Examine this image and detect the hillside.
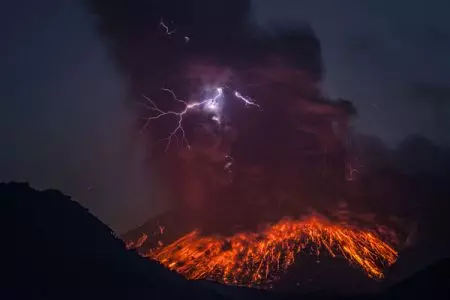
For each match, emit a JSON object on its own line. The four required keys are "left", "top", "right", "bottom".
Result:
{"left": 9, "top": 182, "right": 228, "bottom": 300}
{"left": 8, "top": 182, "right": 449, "bottom": 299}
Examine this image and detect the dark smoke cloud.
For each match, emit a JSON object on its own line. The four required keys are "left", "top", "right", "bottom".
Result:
{"left": 87, "top": 0, "right": 323, "bottom": 96}
{"left": 86, "top": 1, "right": 450, "bottom": 258}
{"left": 85, "top": 1, "right": 414, "bottom": 238}
{"left": 86, "top": 1, "right": 325, "bottom": 153}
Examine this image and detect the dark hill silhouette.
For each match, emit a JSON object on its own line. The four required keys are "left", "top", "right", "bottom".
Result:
{"left": 8, "top": 182, "right": 450, "bottom": 299}
{"left": 381, "top": 258, "right": 450, "bottom": 300}
{"left": 9, "top": 182, "right": 229, "bottom": 300}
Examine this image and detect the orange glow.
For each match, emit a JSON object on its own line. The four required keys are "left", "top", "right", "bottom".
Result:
{"left": 128, "top": 216, "right": 398, "bottom": 286}
{"left": 125, "top": 233, "right": 148, "bottom": 249}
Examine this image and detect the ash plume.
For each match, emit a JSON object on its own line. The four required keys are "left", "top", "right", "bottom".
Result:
{"left": 86, "top": 0, "right": 450, "bottom": 289}
{"left": 85, "top": 0, "right": 356, "bottom": 231}
{"left": 86, "top": 0, "right": 450, "bottom": 234}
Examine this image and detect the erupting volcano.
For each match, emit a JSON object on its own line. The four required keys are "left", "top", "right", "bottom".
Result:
{"left": 88, "top": 0, "right": 411, "bottom": 292}
{"left": 126, "top": 215, "right": 398, "bottom": 287}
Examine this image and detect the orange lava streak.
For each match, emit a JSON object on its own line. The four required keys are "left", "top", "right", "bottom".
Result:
{"left": 134, "top": 217, "right": 398, "bottom": 286}
{"left": 126, "top": 233, "right": 148, "bottom": 249}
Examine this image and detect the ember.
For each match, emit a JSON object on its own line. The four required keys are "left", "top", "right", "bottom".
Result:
{"left": 127, "top": 216, "right": 398, "bottom": 286}
{"left": 125, "top": 233, "right": 148, "bottom": 250}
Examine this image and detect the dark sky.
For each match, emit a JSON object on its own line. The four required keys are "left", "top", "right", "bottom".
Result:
{"left": 254, "top": 0, "right": 450, "bottom": 144}
{"left": 2, "top": 0, "right": 450, "bottom": 232}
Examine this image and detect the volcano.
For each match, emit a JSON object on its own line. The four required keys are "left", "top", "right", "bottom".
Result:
{"left": 84, "top": 0, "right": 450, "bottom": 296}
{"left": 123, "top": 209, "right": 399, "bottom": 295}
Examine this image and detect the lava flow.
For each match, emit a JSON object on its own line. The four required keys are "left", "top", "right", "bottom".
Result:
{"left": 127, "top": 216, "right": 398, "bottom": 286}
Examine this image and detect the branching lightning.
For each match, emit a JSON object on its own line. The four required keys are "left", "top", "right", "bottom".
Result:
{"left": 159, "top": 18, "right": 175, "bottom": 35}
{"left": 345, "top": 162, "right": 362, "bottom": 182}
{"left": 140, "top": 88, "right": 212, "bottom": 151}
{"left": 159, "top": 17, "right": 191, "bottom": 43}
{"left": 140, "top": 86, "right": 260, "bottom": 152}
{"left": 204, "top": 87, "right": 223, "bottom": 112}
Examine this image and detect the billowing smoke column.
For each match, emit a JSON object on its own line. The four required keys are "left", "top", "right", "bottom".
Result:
{"left": 86, "top": 1, "right": 450, "bottom": 289}
{"left": 86, "top": 0, "right": 355, "bottom": 232}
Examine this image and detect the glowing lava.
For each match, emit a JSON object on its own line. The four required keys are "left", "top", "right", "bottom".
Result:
{"left": 125, "top": 233, "right": 148, "bottom": 250}
{"left": 127, "top": 216, "right": 398, "bottom": 286}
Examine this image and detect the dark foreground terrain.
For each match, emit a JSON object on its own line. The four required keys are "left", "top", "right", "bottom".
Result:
{"left": 8, "top": 182, "right": 449, "bottom": 299}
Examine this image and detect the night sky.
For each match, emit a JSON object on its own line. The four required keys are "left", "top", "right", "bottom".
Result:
{"left": 2, "top": 0, "right": 450, "bottom": 232}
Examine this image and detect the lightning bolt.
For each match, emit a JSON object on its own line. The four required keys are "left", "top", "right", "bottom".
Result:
{"left": 140, "top": 87, "right": 259, "bottom": 152}
{"left": 159, "top": 18, "right": 175, "bottom": 35}
{"left": 234, "top": 91, "right": 260, "bottom": 108}
{"left": 345, "top": 162, "right": 361, "bottom": 182}
{"left": 204, "top": 87, "right": 223, "bottom": 111}
{"left": 140, "top": 87, "right": 223, "bottom": 151}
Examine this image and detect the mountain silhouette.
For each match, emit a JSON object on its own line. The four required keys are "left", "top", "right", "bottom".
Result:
{"left": 8, "top": 182, "right": 230, "bottom": 300}
{"left": 8, "top": 182, "right": 449, "bottom": 299}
